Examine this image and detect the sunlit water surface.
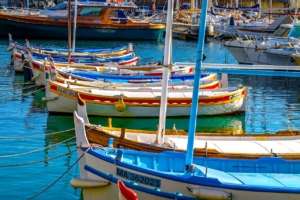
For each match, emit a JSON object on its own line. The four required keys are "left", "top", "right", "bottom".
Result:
{"left": 0, "top": 39, "right": 300, "bottom": 199}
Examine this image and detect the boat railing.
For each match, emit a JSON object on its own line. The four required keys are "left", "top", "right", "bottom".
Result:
{"left": 110, "top": 17, "right": 128, "bottom": 23}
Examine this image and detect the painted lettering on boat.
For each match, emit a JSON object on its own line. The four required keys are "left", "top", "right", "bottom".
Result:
{"left": 116, "top": 167, "right": 161, "bottom": 188}
{"left": 57, "top": 86, "right": 76, "bottom": 97}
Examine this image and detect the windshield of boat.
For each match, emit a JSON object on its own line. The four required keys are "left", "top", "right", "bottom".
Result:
{"left": 79, "top": 7, "right": 102, "bottom": 16}
{"left": 110, "top": 10, "right": 128, "bottom": 21}
{"left": 47, "top": 2, "right": 67, "bottom": 10}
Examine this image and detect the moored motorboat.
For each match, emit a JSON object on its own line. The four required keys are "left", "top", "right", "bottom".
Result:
{"left": 224, "top": 37, "right": 300, "bottom": 65}
{"left": 0, "top": 2, "right": 165, "bottom": 40}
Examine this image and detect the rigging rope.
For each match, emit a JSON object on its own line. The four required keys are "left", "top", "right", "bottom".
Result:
{"left": 27, "top": 147, "right": 89, "bottom": 200}
{"left": 0, "top": 136, "right": 75, "bottom": 158}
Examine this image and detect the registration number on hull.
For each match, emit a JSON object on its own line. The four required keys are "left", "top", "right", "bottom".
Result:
{"left": 116, "top": 167, "right": 161, "bottom": 188}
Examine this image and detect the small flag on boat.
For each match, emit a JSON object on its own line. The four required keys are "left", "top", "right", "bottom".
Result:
{"left": 117, "top": 180, "right": 138, "bottom": 200}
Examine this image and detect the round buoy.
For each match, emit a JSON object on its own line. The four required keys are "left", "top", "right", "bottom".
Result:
{"left": 115, "top": 96, "right": 126, "bottom": 112}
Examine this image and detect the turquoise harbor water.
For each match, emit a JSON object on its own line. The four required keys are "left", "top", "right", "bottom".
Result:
{"left": 1, "top": 39, "right": 300, "bottom": 199}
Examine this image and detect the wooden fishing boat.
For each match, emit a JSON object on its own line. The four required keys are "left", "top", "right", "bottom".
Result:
{"left": 29, "top": 57, "right": 204, "bottom": 86}
{"left": 74, "top": 99, "right": 300, "bottom": 160}
{"left": 28, "top": 54, "right": 141, "bottom": 85}
{"left": 13, "top": 49, "right": 139, "bottom": 73}
{"left": 8, "top": 34, "right": 133, "bottom": 58}
{"left": 46, "top": 80, "right": 246, "bottom": 116}
{"left": 73, "top": 134, "right": 300, "bottom": 200}
{"left": 57, "top": 66, "right": 195, "bottom": 82}
{"left": 54, "top": 74, "right": 221, "bottom": 90}
{"left": 0, "top": 2, "right": 165, "bottom": 40}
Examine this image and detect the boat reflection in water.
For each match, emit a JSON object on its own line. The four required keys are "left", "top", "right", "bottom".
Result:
{"left": 46, "top": 113, "right": 245, "bottom": 138}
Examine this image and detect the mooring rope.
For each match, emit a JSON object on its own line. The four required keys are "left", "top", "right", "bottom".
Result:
{"left": 27, "top": 147, "right": 89, "bottom": 200}
{"left": 21, "top": 86, "right": 45, "bottom": 97}
{"left": 0, "top": 149, "right": 76, "bottom": 168}
{"left": 6, "top": 80, "right": 35, "bottom": 86}
{"left": 0, "top": 86, "right": 44, "bottom": 103}
{"left": 0, "top": 84, "right": 40, "bottom": 92}
{"left": 0, "top": 136, "right": 75, "bottom": 158}
{"left": 0, "top": 128, "right": 75, "bottom": 140}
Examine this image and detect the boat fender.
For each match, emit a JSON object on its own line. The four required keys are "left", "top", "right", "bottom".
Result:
{"left": 290, "top": 57, "right": 296, "bottom": 64}
{"left": 115, "top": 96, "right": 126, "bottom": 112}
{"left": 128, "top": 43, "right": 134, "bottom": 52}
{"left": 70, "top": 178, "right": 110, "bottom": 189}
{"left": 188, "top": 186, "right": 232, "bottom": 200}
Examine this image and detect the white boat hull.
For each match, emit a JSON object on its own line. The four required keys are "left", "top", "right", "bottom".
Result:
{"left": 46, "top": 86, "right": 245, "bottom": 117}
{"left": 226, "top": 45, "right": 296, "bottom": 65}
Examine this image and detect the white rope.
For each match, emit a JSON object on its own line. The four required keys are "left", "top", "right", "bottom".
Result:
{"left": 27, "top": 147, "right": 90, "bottom": 200}
{"left": 0, "top": 149, "right": 76, "bottom": 168}
{"left": 0, "top": 136, "right": 75, "bottom": 158}
{"left": 0, "top": 128, "right": 75, "bottom": 140}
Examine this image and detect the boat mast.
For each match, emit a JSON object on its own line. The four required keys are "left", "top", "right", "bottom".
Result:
{"left": 235, "top": 0, "right": 238, "bottom": 8}
{"left": 269, "top": 0, "right": 272, "bottom": 23}
{"left": 258, "top": 0, "right": 261, "bottom": 18}
{"left": 157, "top": 0, "right": 174, "bottom": 144}
{"left": 185, "top": 0, "right": 208, "bottom": 169}
{"left": 67, "top": 0, "right": 72, "bottom": 62}
{"left": 72, "top": 0, "right": 78, "bottom": 52}
{"left": 295, "top": 0, "right": 298, "bottom": 22}
{"left": 191, "top": 0, "right": 194, "bottom": 10}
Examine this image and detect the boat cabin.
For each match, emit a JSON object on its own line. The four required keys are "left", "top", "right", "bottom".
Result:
{"left": 76, "top": 2, "right": 137, "bottom": 23}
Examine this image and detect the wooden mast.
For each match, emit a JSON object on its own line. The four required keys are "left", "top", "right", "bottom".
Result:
{"left": 67, "top": 0, "right": 72, "bottom": 62}
{"left": 157, "top": 0, "right": 174, "bottom": 144}
{"left": 258, "top": 0, "right": 261, "bottom": 18}
{"left": 72, "top": 0, "right": 78, "bottom": 52}
{"left": 269, "top": 0, "right": 272, "bottom": 24}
